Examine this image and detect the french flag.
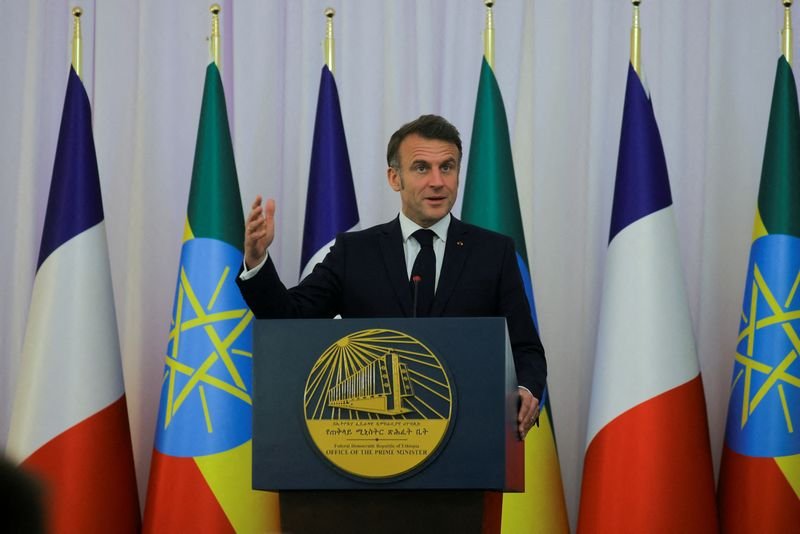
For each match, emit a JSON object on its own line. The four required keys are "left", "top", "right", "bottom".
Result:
{"left": 300, "top": 65, "right": 359, "bottom": 280}
{"left": 6, "top": 67, "right": 140, "bottom": 532}
{"left": 577, "top": 65, "right": 718, "bottom": 533}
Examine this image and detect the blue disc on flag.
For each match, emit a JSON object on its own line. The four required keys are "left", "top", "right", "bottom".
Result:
{"left": 725, "top": 234, "right": 800, "bottom": 457}
{"left": 155, "top": 238, "right": 254, "bottom": 456}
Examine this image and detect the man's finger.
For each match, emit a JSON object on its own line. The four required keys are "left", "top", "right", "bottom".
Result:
{"left": 517, "top": 390, "right": 534, "bottom": 421}
{"left": 247, "top": 205, "right": 264, "bottom": 226}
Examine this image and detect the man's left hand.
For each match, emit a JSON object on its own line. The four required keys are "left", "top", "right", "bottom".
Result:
{"left": 518, "top": 388, "right": 540, "bottom": 439}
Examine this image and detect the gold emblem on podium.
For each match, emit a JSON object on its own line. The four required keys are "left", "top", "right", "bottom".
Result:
{"left": 304, "top": 329, "right": 453, "bottom": 479}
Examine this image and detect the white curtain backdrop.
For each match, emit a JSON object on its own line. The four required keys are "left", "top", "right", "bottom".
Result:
{"left": 0, "top": 0, "right": 787, "bottom": 528}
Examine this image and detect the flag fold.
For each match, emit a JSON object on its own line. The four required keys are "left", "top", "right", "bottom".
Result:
{"left": 718, "top": 55, "right": 800, "bottom": 533}
{"left": 464, "top": 57, "right": 569, "bottom": 534}
{"left": 300, "top": 65, "right": 359, "bottom": 280}
{"left": 6, "top": 67, "right": 140, "bottom": 533}
{"left": 577, "top": 64, "right": 718, "bottom": 533}
{"left": 143, "top": 63, "right": 279, "bottom": 534}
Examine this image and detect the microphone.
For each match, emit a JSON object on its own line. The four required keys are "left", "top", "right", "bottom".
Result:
{"left": 411, "top": 275, "right": 422, "bottom": 318}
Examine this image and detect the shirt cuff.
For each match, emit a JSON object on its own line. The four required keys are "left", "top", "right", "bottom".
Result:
{"left": 240, "top": 252, "right": 269, "bottom": 280}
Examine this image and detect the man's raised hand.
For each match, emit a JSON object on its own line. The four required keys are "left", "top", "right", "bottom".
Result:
{"left": 244, "top": 195, "right": 275, "bottom": 269}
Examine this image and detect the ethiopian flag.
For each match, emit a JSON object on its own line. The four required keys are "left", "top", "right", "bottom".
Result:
{"left": 463, "top": 57, "right": 569, "bottom": 534}
{"left": 718, "top": 55, "right": 800, "bottom": 533}
{"left": 142, "top": 63, "right": 279, "bottom": 533}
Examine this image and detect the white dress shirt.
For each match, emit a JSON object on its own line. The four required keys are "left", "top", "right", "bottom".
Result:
{"left": 398, "top": 211, "right": 450, "bottom": 291}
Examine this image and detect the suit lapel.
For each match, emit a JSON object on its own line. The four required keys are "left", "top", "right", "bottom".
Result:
{"left": 379, "top": 217, "right": 413, "bottom": 316}
{"left": 431, "top": 217, "right": 469, "bottom": 316}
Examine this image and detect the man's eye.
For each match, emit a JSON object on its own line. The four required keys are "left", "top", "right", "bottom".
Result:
{"left": 414, "top": 164, "right": 427, "bottom": 173}
{"left": 441, "top": 164, "right": 453, "bottom": 173}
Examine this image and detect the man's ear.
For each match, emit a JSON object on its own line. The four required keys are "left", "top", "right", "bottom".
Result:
{"left": 387, "top": 167, "right": 402, "bottom": 191}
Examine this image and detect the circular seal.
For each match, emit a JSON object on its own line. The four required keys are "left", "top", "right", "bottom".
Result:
{"left": 304, "top": 329, "right": 453, "bottom": 480}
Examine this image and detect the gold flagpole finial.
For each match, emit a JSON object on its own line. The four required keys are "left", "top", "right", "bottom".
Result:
{"left": 484, "top": 0, "right": 495, "bottom": 68}
{"left": 783, "top": 1, "right": 794, "bottom": 64}
{"left": 324, "top": 8, "right": 336, "bottom": 74}
{"left": 71, "top": 7, "right": 82, "bottom": 78}
{"left": 210, "top": 4, "right": 221, "bottom": 69}
{"left": 631, "top": 1, "right": 642, "bottom": 75}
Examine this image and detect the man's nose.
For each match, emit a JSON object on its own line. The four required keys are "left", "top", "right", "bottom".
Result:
{"left": 428, "top": 169, "right": 445, "bottom": 186}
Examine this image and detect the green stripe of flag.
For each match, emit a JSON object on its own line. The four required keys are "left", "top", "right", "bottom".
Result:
{"left": 759, "top": 56, "right": 800, "bottom": 238}
{"left": 186, "top": 63, "right": 245, "bottom": 250}
{"left": 462, "top": 57, "right": 528, "bottom": 263}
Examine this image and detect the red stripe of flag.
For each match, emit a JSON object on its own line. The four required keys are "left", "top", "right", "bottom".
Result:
{"left": 719, "top": 445, "right": 800, "bottom": 533}
{"left": 143, "top": 449, "right": 233, "bottom": 533}
{"left": 21, "top": 396, "right": 140, "bottom": 533}
{"left": 578, "top": 376, "right": 718, "bottom": 533}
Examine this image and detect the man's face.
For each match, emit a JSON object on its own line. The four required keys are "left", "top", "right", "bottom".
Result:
{"left": 387, "top": 133, "right": 460, "bottom": 228}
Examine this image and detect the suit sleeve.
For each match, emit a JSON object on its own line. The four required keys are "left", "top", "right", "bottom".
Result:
{"left": 498, "top": 237, "right": 547, "bottom": 400}
{"left": 236, "top": 236, "right": 346, "bottom": 319}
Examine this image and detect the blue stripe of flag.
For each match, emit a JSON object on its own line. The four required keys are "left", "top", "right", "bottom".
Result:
{"left": 300, "top": 65, "right": 359, "bottom": 274}
{"left": 609, "top": 64, "right": 672, "bottom": 243}
{"left": 37, "top": 67, "right": 104, "bottom": 270}
{"left": 516, "top": 252, "right": 539, "bottom": 330}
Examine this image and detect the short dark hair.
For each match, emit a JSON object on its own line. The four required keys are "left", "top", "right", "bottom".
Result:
{"left": 386, "top": 115, "right": 462, "bottom": 168}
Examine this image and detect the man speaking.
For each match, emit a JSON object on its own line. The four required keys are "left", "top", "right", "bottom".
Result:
{"left": 237, "top": 114, "right": 545, "bottom": 439}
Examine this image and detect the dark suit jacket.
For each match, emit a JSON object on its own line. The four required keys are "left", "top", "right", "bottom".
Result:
{"left": 237, "top": 216, "right": 546, "bottom": 398}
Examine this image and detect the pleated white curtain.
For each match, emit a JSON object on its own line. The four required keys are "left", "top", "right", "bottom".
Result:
{"left": 0, "top": 0, "right": 786, "bottom": 528}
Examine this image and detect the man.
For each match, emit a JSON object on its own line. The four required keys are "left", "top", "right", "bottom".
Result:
{"left": 237, "top": 114, "right": 544, "bottom": 438}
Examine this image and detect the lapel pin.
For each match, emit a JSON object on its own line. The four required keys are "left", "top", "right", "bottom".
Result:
{"left": 456, "top": 241, "right": 464, "bottom": 246}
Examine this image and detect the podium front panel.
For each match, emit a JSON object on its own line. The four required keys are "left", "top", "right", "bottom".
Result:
{"left": 252, "top": 317, "right": 523, "bottom": 491}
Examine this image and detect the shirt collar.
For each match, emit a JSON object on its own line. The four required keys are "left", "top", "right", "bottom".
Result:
{"left": 398, "top": 211, "right": 451, "bottom": 244}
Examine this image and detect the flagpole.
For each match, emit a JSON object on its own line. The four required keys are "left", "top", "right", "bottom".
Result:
{"left": 483, "top": 1, "right": 495, "bottom": 68}
{"left": 210, "top": 4, "right": 221, "bottom": 69}
{"left": 324, "top": 8, "right": 335, "bottom": 74}
{"left": 783, "top": 1, "right": 794, "bottom": 64}
{"left": 631, "top": 1, "right": 641, "bottom": 75}
{"left": 71, "top": 7, "right": 82, "bottom": 78}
